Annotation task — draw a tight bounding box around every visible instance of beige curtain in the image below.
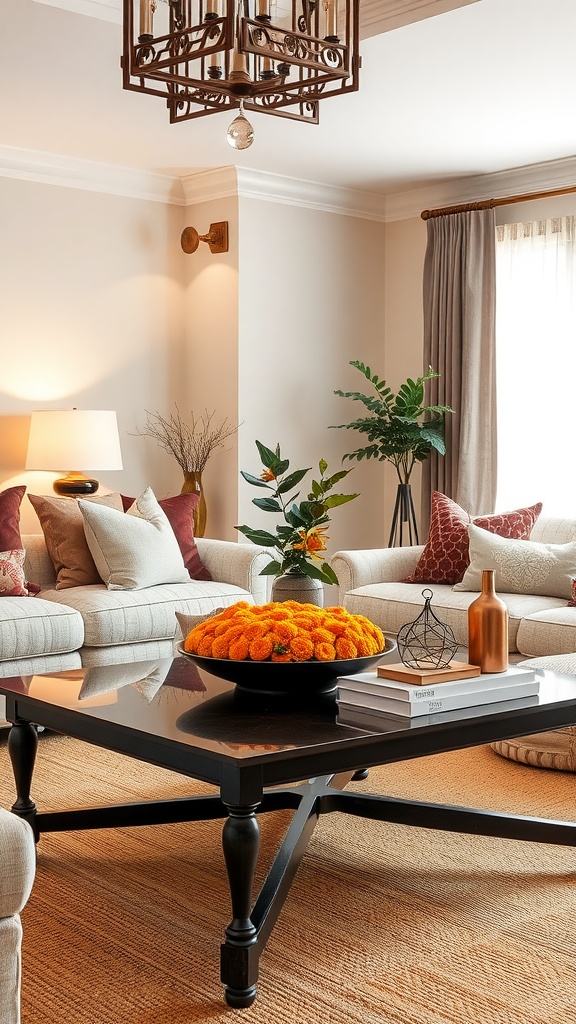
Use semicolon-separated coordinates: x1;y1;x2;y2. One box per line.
421;208;497;534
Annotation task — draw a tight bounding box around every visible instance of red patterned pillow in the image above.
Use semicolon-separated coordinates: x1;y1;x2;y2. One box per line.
405;491;542;585
0;549;40;596
120;492;211;581
569;578;576;607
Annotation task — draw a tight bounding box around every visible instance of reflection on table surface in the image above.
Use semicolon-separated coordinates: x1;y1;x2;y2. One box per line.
1;659;576;761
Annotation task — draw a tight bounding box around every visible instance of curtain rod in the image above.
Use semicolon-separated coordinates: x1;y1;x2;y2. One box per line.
421;184;576;220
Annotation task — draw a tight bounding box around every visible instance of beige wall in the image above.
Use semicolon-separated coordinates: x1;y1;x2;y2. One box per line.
0;176;186;533
181;194;239;541
0;170;431;557
383;214;428;538
237;198;388;573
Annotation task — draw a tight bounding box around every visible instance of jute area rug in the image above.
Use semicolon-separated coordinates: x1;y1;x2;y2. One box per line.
1;732;575;1024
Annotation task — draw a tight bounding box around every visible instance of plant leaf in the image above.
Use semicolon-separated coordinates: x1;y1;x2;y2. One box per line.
235;525;278;547
252;497;282;512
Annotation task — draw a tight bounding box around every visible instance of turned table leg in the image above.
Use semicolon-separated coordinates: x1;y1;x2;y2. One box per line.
8;718;39;837
220;802;260;1008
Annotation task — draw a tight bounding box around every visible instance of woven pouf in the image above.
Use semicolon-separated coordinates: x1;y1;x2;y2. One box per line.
490;653;576;773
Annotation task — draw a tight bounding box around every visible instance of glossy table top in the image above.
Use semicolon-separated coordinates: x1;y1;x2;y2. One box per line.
2;654;576;776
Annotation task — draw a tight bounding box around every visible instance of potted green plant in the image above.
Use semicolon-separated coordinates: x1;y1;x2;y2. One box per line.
236;440;359;604
332;362;453;545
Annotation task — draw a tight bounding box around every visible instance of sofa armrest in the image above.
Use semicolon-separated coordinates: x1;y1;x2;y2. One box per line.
0;809;36;919
331;545;424;603
195;539;274;605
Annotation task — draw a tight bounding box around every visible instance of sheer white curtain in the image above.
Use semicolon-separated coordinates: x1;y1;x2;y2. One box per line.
495;216;576;517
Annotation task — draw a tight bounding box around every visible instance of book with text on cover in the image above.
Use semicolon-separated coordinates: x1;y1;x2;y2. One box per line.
336;677;540;718
337;664;536;704
336;692;541;732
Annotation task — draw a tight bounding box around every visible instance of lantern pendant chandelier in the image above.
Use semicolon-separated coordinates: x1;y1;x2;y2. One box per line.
122;0;360;149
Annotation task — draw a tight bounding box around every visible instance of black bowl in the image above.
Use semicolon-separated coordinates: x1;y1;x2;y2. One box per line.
176;640;396;697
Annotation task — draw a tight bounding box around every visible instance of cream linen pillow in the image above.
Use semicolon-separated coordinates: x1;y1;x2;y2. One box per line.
454;522;576;599
78;487;189;590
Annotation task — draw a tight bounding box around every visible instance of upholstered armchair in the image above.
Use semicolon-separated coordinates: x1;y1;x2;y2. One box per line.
0;808;36;1024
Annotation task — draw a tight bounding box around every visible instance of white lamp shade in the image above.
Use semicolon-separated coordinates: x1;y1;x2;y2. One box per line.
25;410;123;472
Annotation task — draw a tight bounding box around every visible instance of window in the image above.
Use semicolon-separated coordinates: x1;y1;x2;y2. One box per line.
495;216;576;517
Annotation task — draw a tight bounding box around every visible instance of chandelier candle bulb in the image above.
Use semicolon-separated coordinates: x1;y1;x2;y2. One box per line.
257;0;270;18
324;0;337;38
467;569;509;674
139;0;153;38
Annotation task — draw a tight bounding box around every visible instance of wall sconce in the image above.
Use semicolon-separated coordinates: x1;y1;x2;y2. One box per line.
181;221;229;255
25;408;123;495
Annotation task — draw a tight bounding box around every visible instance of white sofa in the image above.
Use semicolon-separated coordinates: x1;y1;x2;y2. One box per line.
332;515;576;658
0;808;35;1024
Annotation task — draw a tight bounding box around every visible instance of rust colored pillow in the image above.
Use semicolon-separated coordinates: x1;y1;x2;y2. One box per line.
569;578;576;608
121;492;211;581
0;485;26;551
405;491;542;586
28;492;125;589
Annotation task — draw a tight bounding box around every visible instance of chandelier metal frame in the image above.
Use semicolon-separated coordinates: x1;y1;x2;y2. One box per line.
122;0;360;125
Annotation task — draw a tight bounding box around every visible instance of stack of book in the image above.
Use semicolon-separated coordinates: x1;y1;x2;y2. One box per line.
336;660;540;729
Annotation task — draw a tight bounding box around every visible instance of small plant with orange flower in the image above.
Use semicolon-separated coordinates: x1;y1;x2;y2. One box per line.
184;601;385;663
236;441;359;586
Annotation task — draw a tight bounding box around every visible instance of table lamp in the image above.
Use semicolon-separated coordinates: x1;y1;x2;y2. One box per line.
26;409;123;495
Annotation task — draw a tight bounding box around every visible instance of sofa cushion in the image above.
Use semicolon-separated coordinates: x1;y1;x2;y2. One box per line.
454;524;576;599
342;583;564;652
121;492;211;582
404;492;542;586
516;606;576;658
39;582;254;646
78;488;190;591
0;597;84;661
28;492;125;590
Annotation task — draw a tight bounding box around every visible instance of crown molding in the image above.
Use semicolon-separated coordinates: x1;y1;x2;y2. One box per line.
2;145;574;223
31;0;478;34
180;167;242;206
384;156;576;222
181;165;387;220
0;145;183;205
236;168;388;221
360;0;479;38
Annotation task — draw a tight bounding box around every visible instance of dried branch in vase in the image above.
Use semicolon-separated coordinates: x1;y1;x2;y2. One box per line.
135;407;239;473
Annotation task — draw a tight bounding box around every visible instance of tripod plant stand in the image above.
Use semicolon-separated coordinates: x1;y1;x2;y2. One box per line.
388;482;419;547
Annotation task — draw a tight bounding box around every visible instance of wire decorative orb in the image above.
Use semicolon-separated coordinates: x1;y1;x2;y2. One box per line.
397;589;459;670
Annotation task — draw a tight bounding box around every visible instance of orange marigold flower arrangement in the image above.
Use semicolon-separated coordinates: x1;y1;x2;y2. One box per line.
183;601;385;664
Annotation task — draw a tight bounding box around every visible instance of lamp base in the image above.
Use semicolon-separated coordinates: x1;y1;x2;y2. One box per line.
53;473;99;496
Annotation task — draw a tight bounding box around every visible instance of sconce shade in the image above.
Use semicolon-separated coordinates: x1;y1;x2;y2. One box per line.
26;410;123;495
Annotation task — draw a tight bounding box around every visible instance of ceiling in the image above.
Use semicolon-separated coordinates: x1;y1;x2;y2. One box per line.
2;0;576;198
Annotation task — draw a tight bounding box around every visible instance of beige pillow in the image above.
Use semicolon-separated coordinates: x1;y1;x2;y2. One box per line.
78;486;189;590
175;608;226;642
28;492;124;589
454;523;576;599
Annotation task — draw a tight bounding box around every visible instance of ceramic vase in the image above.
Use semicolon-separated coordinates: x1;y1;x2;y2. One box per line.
181;471;207;538
467;569;509;673
271;572;324;607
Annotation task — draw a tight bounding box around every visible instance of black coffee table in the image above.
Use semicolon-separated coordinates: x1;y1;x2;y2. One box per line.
1;656;576;1008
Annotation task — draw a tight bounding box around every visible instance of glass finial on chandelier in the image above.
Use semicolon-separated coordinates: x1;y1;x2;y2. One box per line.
227;101;255;150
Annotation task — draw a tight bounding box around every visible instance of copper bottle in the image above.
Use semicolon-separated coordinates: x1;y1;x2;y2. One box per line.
467;569;509;673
